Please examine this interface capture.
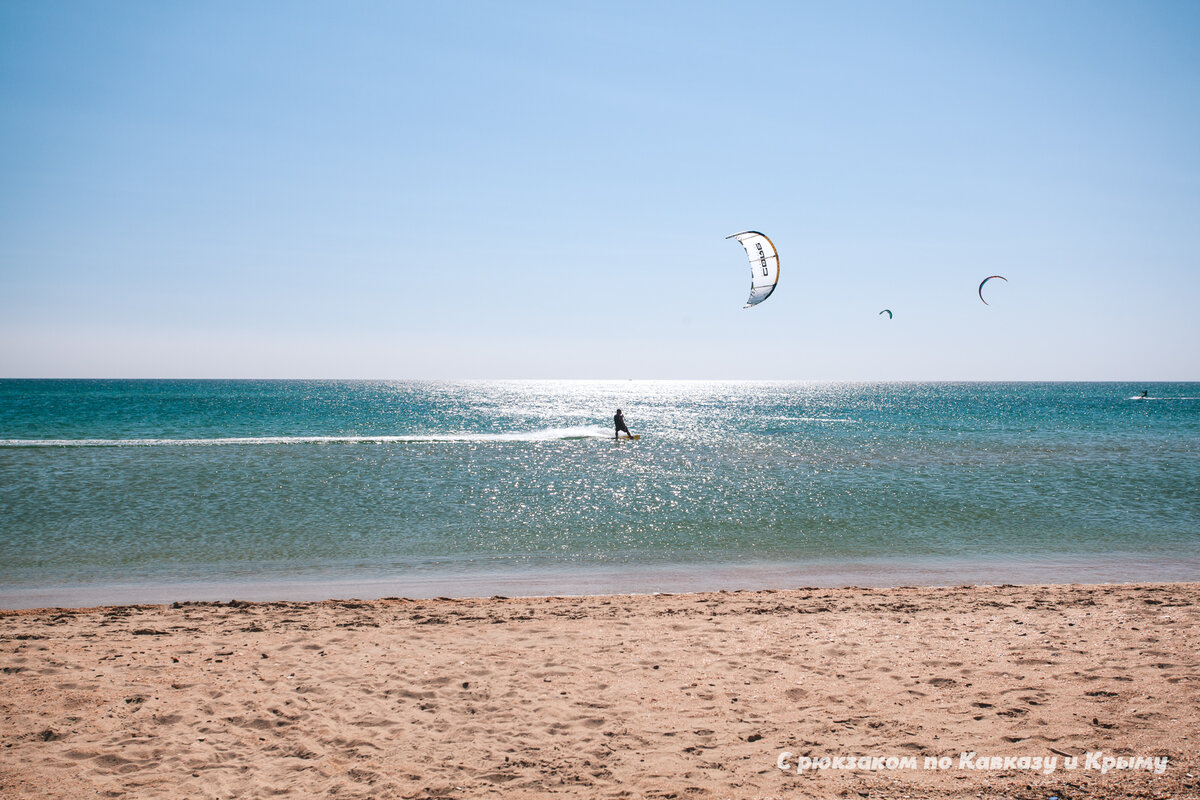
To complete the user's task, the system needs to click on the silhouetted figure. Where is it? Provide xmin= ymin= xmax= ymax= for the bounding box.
xmin=614 ymin=409 xmax=633 ymax=439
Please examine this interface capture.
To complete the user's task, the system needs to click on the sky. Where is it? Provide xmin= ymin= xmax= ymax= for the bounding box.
xmin=1 ymin=0 xmax=1198 ymax=380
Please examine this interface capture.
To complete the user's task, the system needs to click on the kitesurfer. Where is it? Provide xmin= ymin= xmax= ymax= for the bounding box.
xmin=614 ymin=409 xmax=633 ymax=439
xmin=1140 ymin=390 xmax=1149 ymax=398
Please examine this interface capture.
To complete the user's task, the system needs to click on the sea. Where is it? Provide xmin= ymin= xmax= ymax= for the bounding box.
xmin=1 ymin=380 xmax=1197 ymax=608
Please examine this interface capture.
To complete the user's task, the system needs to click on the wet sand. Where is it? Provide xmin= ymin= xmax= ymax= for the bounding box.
xmin=1 ymin=582 xmax=1197 ymax=799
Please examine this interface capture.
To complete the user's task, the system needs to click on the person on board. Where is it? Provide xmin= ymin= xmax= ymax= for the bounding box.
xmin=614 ymin=409 xmax=633 ymax=439
xmin=1140 ymin=390 xmax=1149 ymax=398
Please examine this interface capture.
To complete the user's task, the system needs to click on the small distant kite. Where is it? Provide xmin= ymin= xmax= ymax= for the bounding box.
xmin=978 ymin=275 xmax=1007 ymax=305
xmin=879 ymin=309 xmax=893 ymax=319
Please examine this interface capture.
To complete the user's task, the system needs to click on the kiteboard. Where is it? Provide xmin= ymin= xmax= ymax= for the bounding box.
xmin=616 ymin=435 xmax=641 ymax=440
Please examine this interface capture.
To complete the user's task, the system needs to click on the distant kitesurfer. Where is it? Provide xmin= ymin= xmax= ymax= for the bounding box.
xmin=614 ymin=409 xmax=633 ymax=439
xmin=1140 ymin=390 xmax=1149 ymax=398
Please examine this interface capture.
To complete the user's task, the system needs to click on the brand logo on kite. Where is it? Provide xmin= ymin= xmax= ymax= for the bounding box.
xmin=756 ymin=243 xmax=768 ymax=276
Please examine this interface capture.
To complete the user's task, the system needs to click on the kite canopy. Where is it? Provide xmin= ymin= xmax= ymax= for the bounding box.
xmin=879 ymin=309 xmax=893 ymax=319
xmin=726 ymin=231 xmax=780 ymax=308
xmin=978 ymin=275 xmax=1007 ymax=305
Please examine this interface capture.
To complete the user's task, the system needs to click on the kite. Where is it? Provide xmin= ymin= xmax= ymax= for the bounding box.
xmin=978 ymin=275 xmax=1007 ymax=305
xmin=726 ymin=231 xmax=780 ymax=308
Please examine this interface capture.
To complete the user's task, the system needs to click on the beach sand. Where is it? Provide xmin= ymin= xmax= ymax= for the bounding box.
xmin=1 ymin=583 xmax=1197 ymax=799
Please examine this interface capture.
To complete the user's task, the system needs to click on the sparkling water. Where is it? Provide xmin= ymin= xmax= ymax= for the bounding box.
xmin=1 ymin=380 xmax=1197 ymax=605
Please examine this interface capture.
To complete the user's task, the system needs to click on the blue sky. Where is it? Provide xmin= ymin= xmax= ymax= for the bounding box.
xmin=1 ymin=1 xmax=1198 ymax=379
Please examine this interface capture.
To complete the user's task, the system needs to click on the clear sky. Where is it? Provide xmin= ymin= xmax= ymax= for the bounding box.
xmin=1 ymin=1 xmax=1198 ymax=379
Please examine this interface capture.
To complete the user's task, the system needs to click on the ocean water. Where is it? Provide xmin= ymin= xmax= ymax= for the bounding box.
xmin=1 ymin=380 xmax=1198 ymax=606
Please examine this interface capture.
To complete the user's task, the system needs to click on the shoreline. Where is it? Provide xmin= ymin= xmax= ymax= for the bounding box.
xmin=2 ymin=582 xmax=1197 ymax=799
xmin=4 ymin=552 xmax=1200 ymax=610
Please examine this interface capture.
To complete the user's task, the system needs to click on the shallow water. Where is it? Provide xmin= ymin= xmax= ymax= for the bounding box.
xmin=1 ymin=380 xmax=1197 ymax=605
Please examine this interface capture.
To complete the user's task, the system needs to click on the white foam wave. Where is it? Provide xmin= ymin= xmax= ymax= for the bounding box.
xmin=0 ymin=426 xmax=615 ymax=447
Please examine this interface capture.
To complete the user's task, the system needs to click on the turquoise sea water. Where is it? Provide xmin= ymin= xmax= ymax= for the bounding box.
xmin=1 ymin=380 xmax=1198 ymax=606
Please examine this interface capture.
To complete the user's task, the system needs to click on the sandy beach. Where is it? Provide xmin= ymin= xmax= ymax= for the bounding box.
xmin=1 ymin=582 xmax=1197 ymax=799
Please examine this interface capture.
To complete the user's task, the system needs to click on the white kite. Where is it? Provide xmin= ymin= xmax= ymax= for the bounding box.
xmin=726 ymin=231 xmax=780 ymax=308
